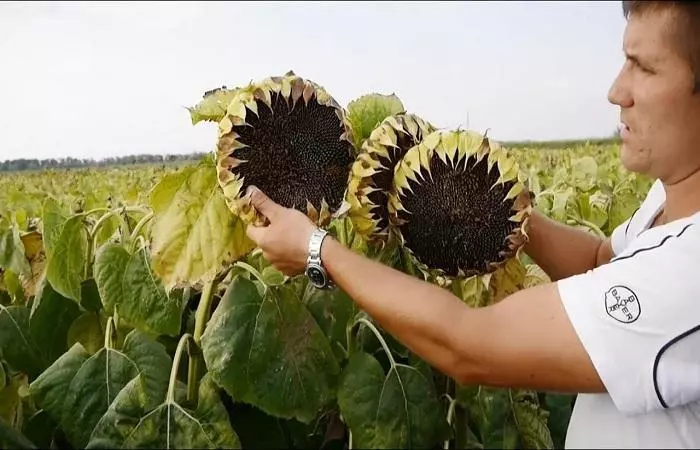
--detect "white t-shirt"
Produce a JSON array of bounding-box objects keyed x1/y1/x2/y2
[{"x1": 558, "y1": 179, "x2": 700, "y2": 449}]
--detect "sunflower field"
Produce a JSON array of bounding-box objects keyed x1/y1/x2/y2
[{"x1": 0, "y1": 72, "x2": 652, "y2": 449}]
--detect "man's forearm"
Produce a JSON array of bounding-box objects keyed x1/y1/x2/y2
[
  {"x1": 321, "y1": 237, "x2": 479, "y2": 383},
  {"x1": 524, "y1": 210, "x2": 606, "y2": 281}
]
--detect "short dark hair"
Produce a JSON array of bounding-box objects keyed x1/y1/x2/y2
[{"x1": 622, "y1": 1, "x2": 700, "y2": 93}]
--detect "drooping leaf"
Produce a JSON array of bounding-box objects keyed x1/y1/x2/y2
[
  {"x1": 511, "y1": 390, "x2": 554, "y2": 449},
  {"x1": 346, "y1": 93, "x2": 405, "y2": 150},
  {"x1": 302, "y1": 283, "x2": 357, "y2": 362},
  {"x1": 121, "y1": 247, "x2": 183, "y2": 336},
  {"x1": 32, "y1": 326, "x2": 173, "y2": 449},
  {"x1": 40, "y1": 198, "x2": 66, "y2": 259},
  {"x1": 456, "y1": 385, "x2": 519, "y2": 449},
  {"x1": 201, "y1": 276, "x2": 339, "y2": 424},
  {"x1": 29, "y1": 343, "x2": 91, "y2": 425},
  {"x1": 29, "y1": 279, "x2": 82, "y2": 365},
  {"x1": 19, "y1": 231, "x2": 46, "y2": 298},
  {"x1": 337, "y1": 351, "x2": 444, "y2": 449},
  {"x1": 22, "y1": 410, "x2": 56, "y2": 449},
  {"x1": 223, "y1": 401, "x2": 290, "y2": 449},
  {"x1": 120, "y1": 329, "x2": 171, "y2": 410},
  {"x1": 0, "y1": 370, "x2": 28, "y2": 427},
  {"x1": 45, "y1": 215, "x2": 87, "y2": 302},
  {"x1": 94, "y1": 243, "x2": 130, "y2": 314},
  {"x1": 67, "y1": 312, "x2": 105, "y2": 355},
  {"x1": 2, "y1": 270, "x2": 24, "y2": 303},
  {"x1": 150, "y1": 159, "x2": 255, "y2": 292},
  {"x1": 0, "y1": 415, "x2": 37, "y2": 449},
  {"x1": 0, "y1": 304, "x2": 44, "y2": 378},
  {"x1": 80, "y1": 278, "x2": 103, "y2": 312},
  {"x1": 0, "y1": 221, "x2": 31, "y2": 277},
  {"x1": 570, "y1": 156, "x2": 598, "y2": 192},
  {"x1": 87, "y1": 373, "x2": 241, "y2": 449},
  {"x1": 542, "y1": 393, "x2": 574, "y2": 449},
  {"x1": 188, "y1": 86, "x2": 241, "y2": 125},
  {"x1": 94, "y1": 214, "x2": 119, "y2": 248},
  {"x1": 60, "y1": 346, "x2": 140, "y2": 448}
]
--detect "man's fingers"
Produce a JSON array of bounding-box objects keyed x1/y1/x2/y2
[
  {"x1": 247, "y1": 186, "x2": 282, "y2": 221},
  {"x1": 246, "y1": 223, "x2": 266, "y2": 244}
]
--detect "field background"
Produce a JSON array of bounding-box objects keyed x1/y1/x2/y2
[{"x1": 0, "y1": 137, "x2": 654, "y2": 450}]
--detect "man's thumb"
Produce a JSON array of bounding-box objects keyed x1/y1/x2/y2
[{"x1": 247, "y1": 186, "x2": 281, "y2": 220}]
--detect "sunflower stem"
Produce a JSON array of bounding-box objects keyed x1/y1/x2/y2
[
  {"x1": 129, "y1": 211, "x2": 154, "y2": 243},
  {"x1": 354, "y1": 316, "x2": 396, "y2": 368},
  {"x1": 187, "y1": 279, "x2": 215, "y2": 404},
  {"x1": 444, "y1": 395, "x2": 457, "y2": 450},
  {"x1": 168, "y1": 333, "x2": 193, "y2": 404},
  {"x1": 234, "y1": 261, "x2": 265, "y2": 286},
  {"x1": 104, "y1": 317, "x2": 115, "y2": 350}
]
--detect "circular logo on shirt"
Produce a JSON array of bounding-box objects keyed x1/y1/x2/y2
[{"x1": 604, "y1": 285, "x2": 640, "y2": 323}]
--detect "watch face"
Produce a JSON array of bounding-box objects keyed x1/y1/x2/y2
[{"x1": 307, "y1": 266, "x2": 326, "y2": 287}]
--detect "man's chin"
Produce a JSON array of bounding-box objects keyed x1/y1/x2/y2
[{"x1": 619, "y1": 143, "x2": 651, "y2": 174}]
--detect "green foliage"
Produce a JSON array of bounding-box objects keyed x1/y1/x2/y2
[{"x1": 0, "y1": 93, "x2": 653, "y2": 449}]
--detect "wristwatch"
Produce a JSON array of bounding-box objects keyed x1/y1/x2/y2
[{"x1": 305, "y1": 228, "x2": 333, "y2": 289}]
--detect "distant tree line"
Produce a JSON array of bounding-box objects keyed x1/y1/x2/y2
[{"x1": 0, "y1": 152, "x2": 209, "y2": 173}]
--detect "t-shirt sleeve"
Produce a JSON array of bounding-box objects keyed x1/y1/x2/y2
[{"x1": 557, "y1": 223, "x2": 700, "y2": 415}]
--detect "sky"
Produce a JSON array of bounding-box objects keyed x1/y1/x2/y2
[{"x1": 0, "y1": 1, "x2": 629, "y2": 162}]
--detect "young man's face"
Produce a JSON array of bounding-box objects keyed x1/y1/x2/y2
[{"x1": 608, "y1": 7, "x2": 700, "y2": 184}]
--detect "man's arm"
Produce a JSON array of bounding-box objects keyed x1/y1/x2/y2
[
  {"x1": 524, "y1": 210, "x2": 615, "y2": 281},
  {"x1": 321, "y1": 236, "x2": 605, "y2": 393},
  {"x1": 244, "y1": 187, "x2": 605, "y2": 394}
]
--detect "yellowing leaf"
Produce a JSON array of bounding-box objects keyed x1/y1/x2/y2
[{"x1": 149, "y1": 158, "x2": 255, "y2": 291}]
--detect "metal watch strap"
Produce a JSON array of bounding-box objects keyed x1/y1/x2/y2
[
  {"x1": 307, "y1": 228, "x2": 328, "y2": 261},
  {"x1": 307, "y1": 228, "x2": 333, "y2": 288}
]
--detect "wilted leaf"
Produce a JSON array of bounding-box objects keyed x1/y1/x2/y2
[
  {"x1": 45, "y1": 216, "x2": 87, "y2": 302},
  {"x1": 201, "y1": 276, "x2": 339, "y2": 424},
  {"x1": 337, "y1": 351, "x2": 444, "y2": 449},
  {"x1": 0, "y1": 304, "x2": 44, "y2": 378},
  {"x1": 29, "y1": 279, "x2": 82, "y2": 365},
  {"x1": 29, "y1": 343, "x2": 91, "y2": 426},
  {"x1": 40, "y1": 198, "x2": 66, "y2": 259},
  {"x1": 22, "y1": 410, "x2": 56, "y2": 450},
  {"x1": 149, "y1": 158, "x2": 255, "y2": 291},
  {"x1": 511, "y1": 390, "x2": 554, "y2": 449},
  {"x1": 457, "y1": 385, "x2": 520, "y2": 449},
  {"x1": 87, "y1": 373, "x2": 241, "y2": 449},
  {"x1": 67, "y1": 312, "x2": 105, "y2": 355},
  {"x1": 123, "y1": 247, "x2": 183, "y2": 336},
  {"x1": 0, "y1": 371, "x2": 28, "y2": 427},
  {"x1": 0, "y1": 222, "x2": 30, "y2": 277},
  {"x1": 188, "y1": 86, "x2": 241, "y2": 125},
  {"x1": 19, "y1": 231, "x2": 46, "y2": 297},
  {"x1": 571, "y1": 157, "x2": 598, "y2": 192},
  {"x1": 120, "y1": 329, "x2": 171, "y2": 410},
  {"x1": 95, "y1": 244, "x2": 183, "y2": 337},
  {"x1": 302, "y1": 283, "x2": 357, "y2": 362},
  {"x1": 94, "y1": 243, "x2": 130, "y2": 314},
  {"x1": 0, "y1": 414, "x2": 37, "y2": 449},
  {"x1": 32, "y1": 330, "x2": 172, "y2": 449},
  {"x1": 60, "y1": 347, "x2": 140, "y2": 448},
  {"x1": 346, "y1": 93, "x2": 405, "y2": 150}
]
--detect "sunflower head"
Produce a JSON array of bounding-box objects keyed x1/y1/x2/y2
[
  {"x1": 346, "y1": 113, "x2": 436, "y2": 244},
  {"x1": 388, "y1": 129, "x2": 532, "y2": 283},
  {"x1": 215, "y1": 71, "x2": 355, "y2": 227}
]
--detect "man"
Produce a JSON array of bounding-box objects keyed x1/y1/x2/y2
[{"x1": 243, "y1": 1, "x2": 700, "y2": 447}]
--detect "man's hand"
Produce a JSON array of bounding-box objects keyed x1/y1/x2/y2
[{"x1": 244, "y1": 186, "x2": 316, "y2": 276}]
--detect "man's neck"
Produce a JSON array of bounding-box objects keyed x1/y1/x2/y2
[{"x1": 661, "y1": 166, "x2": 700, "y2": 224}]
